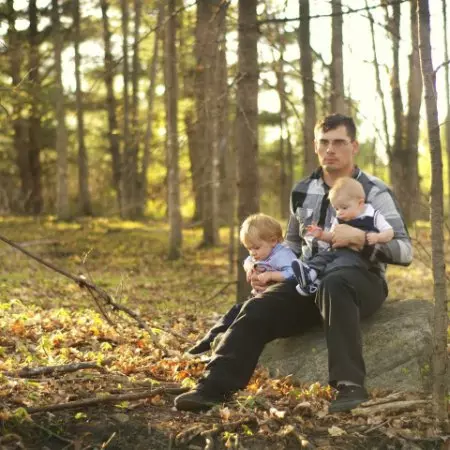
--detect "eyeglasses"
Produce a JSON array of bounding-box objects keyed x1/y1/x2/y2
[{"x1": 317, "y1": 139, "x2": 353, "y2": 149}]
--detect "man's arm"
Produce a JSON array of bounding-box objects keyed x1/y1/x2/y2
[{"x1": 284, "y1": 213, "x2": 303, "y2": 255}]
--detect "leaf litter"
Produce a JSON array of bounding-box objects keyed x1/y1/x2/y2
[{"x1": 0, "y1": 217, "x2": 448, "y2": 449}]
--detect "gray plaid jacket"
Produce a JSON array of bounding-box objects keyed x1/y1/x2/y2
[{"x1": 285, "y1": 167, "x2": 413, "y2": 280}]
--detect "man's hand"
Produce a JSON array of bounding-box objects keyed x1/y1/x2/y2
[
  {"x1": 332, "y1": 224, "x2": 365, "y2": 250},
  {"x1": 250, "y1": 270, "x2": 270, "y2": 291}
]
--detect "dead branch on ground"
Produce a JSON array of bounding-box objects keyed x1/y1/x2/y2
[{"x1": 26, "y1": 386, "x2": 189, "y2": 414}]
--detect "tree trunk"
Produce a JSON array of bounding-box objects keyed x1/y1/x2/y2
[
  {"x1": 417, "y1": 0, "x2": 448, "y2": 421},
  {"x1": 74, "y1": 0, "x2": 92, "y2": 216},
  {"x1": 366, "y1": 0, "x2": 391, "y2": 164},
  {"x1": 196, "y1": 1, "x2": 226, "y2": 247},
  {"x1": 236, "y1": 0, "x2": 259, "y2": 301},
  {"x1": 52, "y1": 0, "x2": 70, "y2": 220},
  {"x1": 165, "y1": 0, "x2": 182, "y2": 260},
  {"x1": 443, "y1": 0, "x2": 450, "y2": 220},
  {"x1": 7, "y1": 0, "x2": 29, "y2": 212},
  {"x1": 405, "y1": 0, "x2": 422, "y2": 223},
  {"x1": 121, "y1": 0, "x2": 133, "y2": 218},
  {"x1": 140, "y1": 2, "x2": 164, "y2": 216},
  {"x1": 130, "y1": 0, "x2": 141, "y2": 218},
  {"x1": 28, "y1": 0, "x2": 43, "y2": 215},
  {"x1": 299, "y1": 0, "x2": 317, "y2": 177},
  {"x1": 100, "y1": 0, "x2": 122, "y2": 214},
  {"x1": 330, "y1": 0, "x2": 346, "y2": 114}
]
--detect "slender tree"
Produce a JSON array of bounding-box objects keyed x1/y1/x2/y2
[
  {"x1": 7, "y1": 0, "x2": 29, "y2": 212},
  {"x1": 236, "y1": 0, "x2": 259, "y2": 300},
  {"x1": 443, "y1": 0, "x2": 450, "y2": 219},
  {"x1": 417, "y1": 0, "x2": 448, "y2": 421},
  {"x1": 165, "y1": 0, "x2": 182, "y2": 259},
  {"x1": 74, "y1": 0, "x2": 92, "y2": 216},
  {"x1": 28, "y1": 0, "x2": 43, "y2": 214},
  {"x1": 298, "y1": 0, "x2": 316, "y2": 176},
  {"x1": 330, "y1": 0, "x2": 346, "y2": 114},
  {"x1": 140, "y1": 2, "x2": 164, "y2": 215},
  {"x1": 101, "y1": 0, "x2": 122, "y2": 213}
]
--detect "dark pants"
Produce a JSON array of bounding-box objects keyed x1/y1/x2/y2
[
  {"x1": 199, "y1": 267, "x2": 387, "y2": 395},
  {"x1": 308, "y1": 248, "x2": 369, "y2": 276}
]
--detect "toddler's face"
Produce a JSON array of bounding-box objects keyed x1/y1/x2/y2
[
  {"x1": 332, "y1": 196, "x2": 364, "y2": 222},
  {"x1": 245, "y1": 238, "x2": 276, "y2": 261}
]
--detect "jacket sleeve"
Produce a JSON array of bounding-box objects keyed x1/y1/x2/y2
[
  {"x1": 367, "y1": 188, "x2": 413, "y2": 266},
  {"x1": 284, "y1": 213, "x2": 302, "y2": 257}
]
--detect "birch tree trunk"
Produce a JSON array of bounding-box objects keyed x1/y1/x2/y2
[
  {"x1": 28, "y1": 0, "x2": 43, "y2": 214},
  {"x1": 330, "y1": 0, "x2": 346, "y2": 114},
  {"x1": 417, "y1": 0, "x2": 448, "y2": 421},
  {"x1": 165, "y1": 0, "x2": 182, "y2": 260},
  {"x1": 7, "y1": 0, "x2": 29, "y2": 212},
  {"x1": 299, "y1": 0, "x2": 316, "y2": 176},
  {"x1": 100, "y1": 0, "x2": 122, "y2": 214},
  {"x1": 236, "y1": 0, "x2": 259, "y2": 300},
  {"x1": 74, "y1": 0, "x2": 92, "y2": 216}
]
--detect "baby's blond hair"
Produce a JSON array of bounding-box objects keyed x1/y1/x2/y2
[
  {"x1": 240, "y1": 213, "x2": 284, "y2": 247},
  {"x1": 329, "y1": 177, "x2": 365, "y2": 204}
]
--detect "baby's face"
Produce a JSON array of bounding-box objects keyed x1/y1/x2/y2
[
  {"x1": 245, "y1": 238, "x2": 276, "y2": 261},
  {"x1": 332, "y1": 196, "x2": 364, "y2": 222}
]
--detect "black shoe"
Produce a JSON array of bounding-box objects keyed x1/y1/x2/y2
[
  {"x1": 174, "y1": 387, "x2": 228, "y2": 412},
  {"x1": 328, "y1": 385, "x2": 369, "y2": 413},
  {"x1": 186, "y1": 339, "x2": 211, "y2": 356}
]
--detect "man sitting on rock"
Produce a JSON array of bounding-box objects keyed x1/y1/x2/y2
[{"x1": 175, "y1": 113, "x2": 413, "y2": 414}]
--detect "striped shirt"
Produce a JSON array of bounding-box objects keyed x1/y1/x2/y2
[{"x1": 285, "y1": 167, "x2": 413, "y2": 280}]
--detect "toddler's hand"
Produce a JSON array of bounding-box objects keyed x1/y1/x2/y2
[
  {"x1": 366, "y1": 232, "x2": 379, "y2": 245},
  {"x1": 307, "y1": 224, "x2": 324, "y2": 239},
  {"x1": 257, "y1": 272, "x2": 272, "y2": 284}
]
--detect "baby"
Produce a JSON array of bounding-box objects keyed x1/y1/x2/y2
[
  {"x1": 292, "y1": 176, "x2": 394, "y2": 295},
  {"x1": 187, "y1": 213, "x2": 296, "y2": 355}
]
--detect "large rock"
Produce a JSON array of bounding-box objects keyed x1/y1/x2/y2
[{"x1": 259, "y1": 299, "x2": 434, "y2": 392}]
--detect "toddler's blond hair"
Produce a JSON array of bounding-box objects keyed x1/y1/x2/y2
[
  {"x1": 329, "y1": 177, "x2": 365, "y2": 204},
  {"x1": 240, "y1": 213, "x2": 284, "y2": 247}
]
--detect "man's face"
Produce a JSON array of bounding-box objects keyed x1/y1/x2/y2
[{"x1": 314, "y1": 125, "x2": 358, "y2": 173}]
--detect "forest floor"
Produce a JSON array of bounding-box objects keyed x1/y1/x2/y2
[{"x1": 0, "y1": 217, "x2": 448, "y2": 450}]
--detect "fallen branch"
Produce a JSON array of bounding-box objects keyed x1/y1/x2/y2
[
  {"x1": 0, "y1": 234, "x2": 191, "y2": 353},
  {"x1": 352, "y1": 400, "x2": 430, "y2": 417},
  {"x1": 25, "y1": 386, "x2": 188, "y2": 414},
  {"x1": 3, "y1": 359, "x2": 113, "y2": 378}
]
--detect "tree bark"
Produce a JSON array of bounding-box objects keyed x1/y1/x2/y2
[
  {"x1": 330, "y1": 0, "x2": 346, "y2": 114},
  {"x1": 165, "y1": 0, "x2": 182, "y2": 259},
  {"x1": 27, "y1": 0, "x2": 43, "y2": 214},
  {"x1": 140, "y1": 2, "x2": 164, "y2": 216},
  {"x1": 100, "y1": 0, "x2": 122, "y2": 214},
  {"x1": 404, "y1": 0, "x2": 422, "y2": 223},
  {"x1": 7, "y1": 0, "x2": 29, "y2": 212},
  {"x1": 74, "y1": 0, "x2": 92, "y2": 216},
  {"x1": 443, "y1": 0, "x2": 450, "y2": 221},
  {"x1": 236, "y1": 0, "x2": 259, "y2": 300},
  {"x1": 298, "y1": 0, "x2": 317, "y2": 177},
  {"x1": 52, "y1": 0, "x2": 70, "y2": 220},
  {"x1": 417, "y1": 0, "x2": 448, "y2": 421}
]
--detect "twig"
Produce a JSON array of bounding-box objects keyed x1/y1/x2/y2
[
  {"x1": 203, "y1": 280, "x2": 237, "y2": 305},
  {"x1": 352, "y1": 400, "x2": 430, "y2": 417},
  {"x1": 31, "y1": 422, "x2": 73, "y2": 444},
  {"x1": 26, "y1": 386, "x2": 188, "y2": 414},
  {"x1": 3, "y1": 359, "x2": 113, "y2": 378},
  {"x1": 101, "y1": 432, "x2": 116, "y2": 449},
  {"x1": 0, "y1": 233, "x2": 186, "y2": 352}
]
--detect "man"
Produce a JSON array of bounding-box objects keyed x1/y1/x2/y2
[{"x1": 175, "y1": 114, "x2": 413, "y2": 413}]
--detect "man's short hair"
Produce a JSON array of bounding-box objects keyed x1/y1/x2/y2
[
  {"x1": 315, "y1": 114, "x2": 357, "y2": 141},
  {"x1": 240, "y1": 213, "x2": 284, "y2": 247}
]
